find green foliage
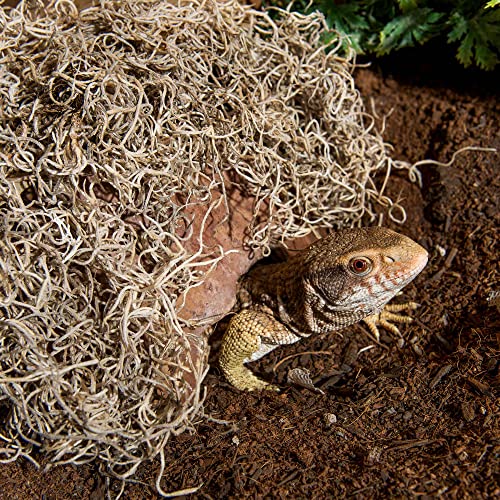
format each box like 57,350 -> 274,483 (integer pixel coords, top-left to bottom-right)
268,0 -> 500,70
448,6 -> 500,69
378,8 -> 445,54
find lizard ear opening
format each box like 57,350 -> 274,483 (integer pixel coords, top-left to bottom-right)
348,257 -> 373,276
307,267 -> 347,305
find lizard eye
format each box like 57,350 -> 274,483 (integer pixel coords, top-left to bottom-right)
349,257 -> 372,276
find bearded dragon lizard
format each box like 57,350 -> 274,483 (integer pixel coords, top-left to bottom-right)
219,227 -> 428,391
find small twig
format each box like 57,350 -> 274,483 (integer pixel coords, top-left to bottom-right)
428,247 -> 458,283
273,351 -> 333,372
386,438 -> 443,452
429,364 -> 452,389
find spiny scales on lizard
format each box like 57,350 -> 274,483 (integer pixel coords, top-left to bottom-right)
219,227 -> 428,391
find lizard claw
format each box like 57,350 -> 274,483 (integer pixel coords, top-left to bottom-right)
363,302 -> 419,341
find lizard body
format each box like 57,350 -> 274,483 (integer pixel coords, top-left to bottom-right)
219,227 -> 428,391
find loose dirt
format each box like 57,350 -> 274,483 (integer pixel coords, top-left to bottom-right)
0,46 -> 498,499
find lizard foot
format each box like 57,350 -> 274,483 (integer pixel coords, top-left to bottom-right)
219,309 -> 283,391
221,364 -> 278,391
363,302 -> 419,341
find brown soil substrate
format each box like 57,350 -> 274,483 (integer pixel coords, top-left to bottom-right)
1,48 -> 499,498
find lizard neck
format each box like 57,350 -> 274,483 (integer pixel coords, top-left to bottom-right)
241,257 -> 381,336
241,259 -> 306,333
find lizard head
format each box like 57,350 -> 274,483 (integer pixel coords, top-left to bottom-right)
300,227 -> 428,331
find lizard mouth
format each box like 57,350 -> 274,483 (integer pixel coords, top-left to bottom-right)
318,249 -> 428,313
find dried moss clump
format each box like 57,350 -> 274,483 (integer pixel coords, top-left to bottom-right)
0,0 -> 415,490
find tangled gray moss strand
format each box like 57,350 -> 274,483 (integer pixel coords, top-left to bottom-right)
0,0 -> 415,489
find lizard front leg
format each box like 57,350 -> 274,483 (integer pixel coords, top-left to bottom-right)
219,308 -> 301,391
363,302 -> 419,340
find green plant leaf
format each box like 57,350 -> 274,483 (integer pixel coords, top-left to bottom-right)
397,0 -> 419,13
448,12 -> 468,42
318,3 -> 369,32
315,2 -> 371,52
448,7 -> 500,69
267,0 -> 500,70
485,0 -> 500,8
377,8 -> 445,54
